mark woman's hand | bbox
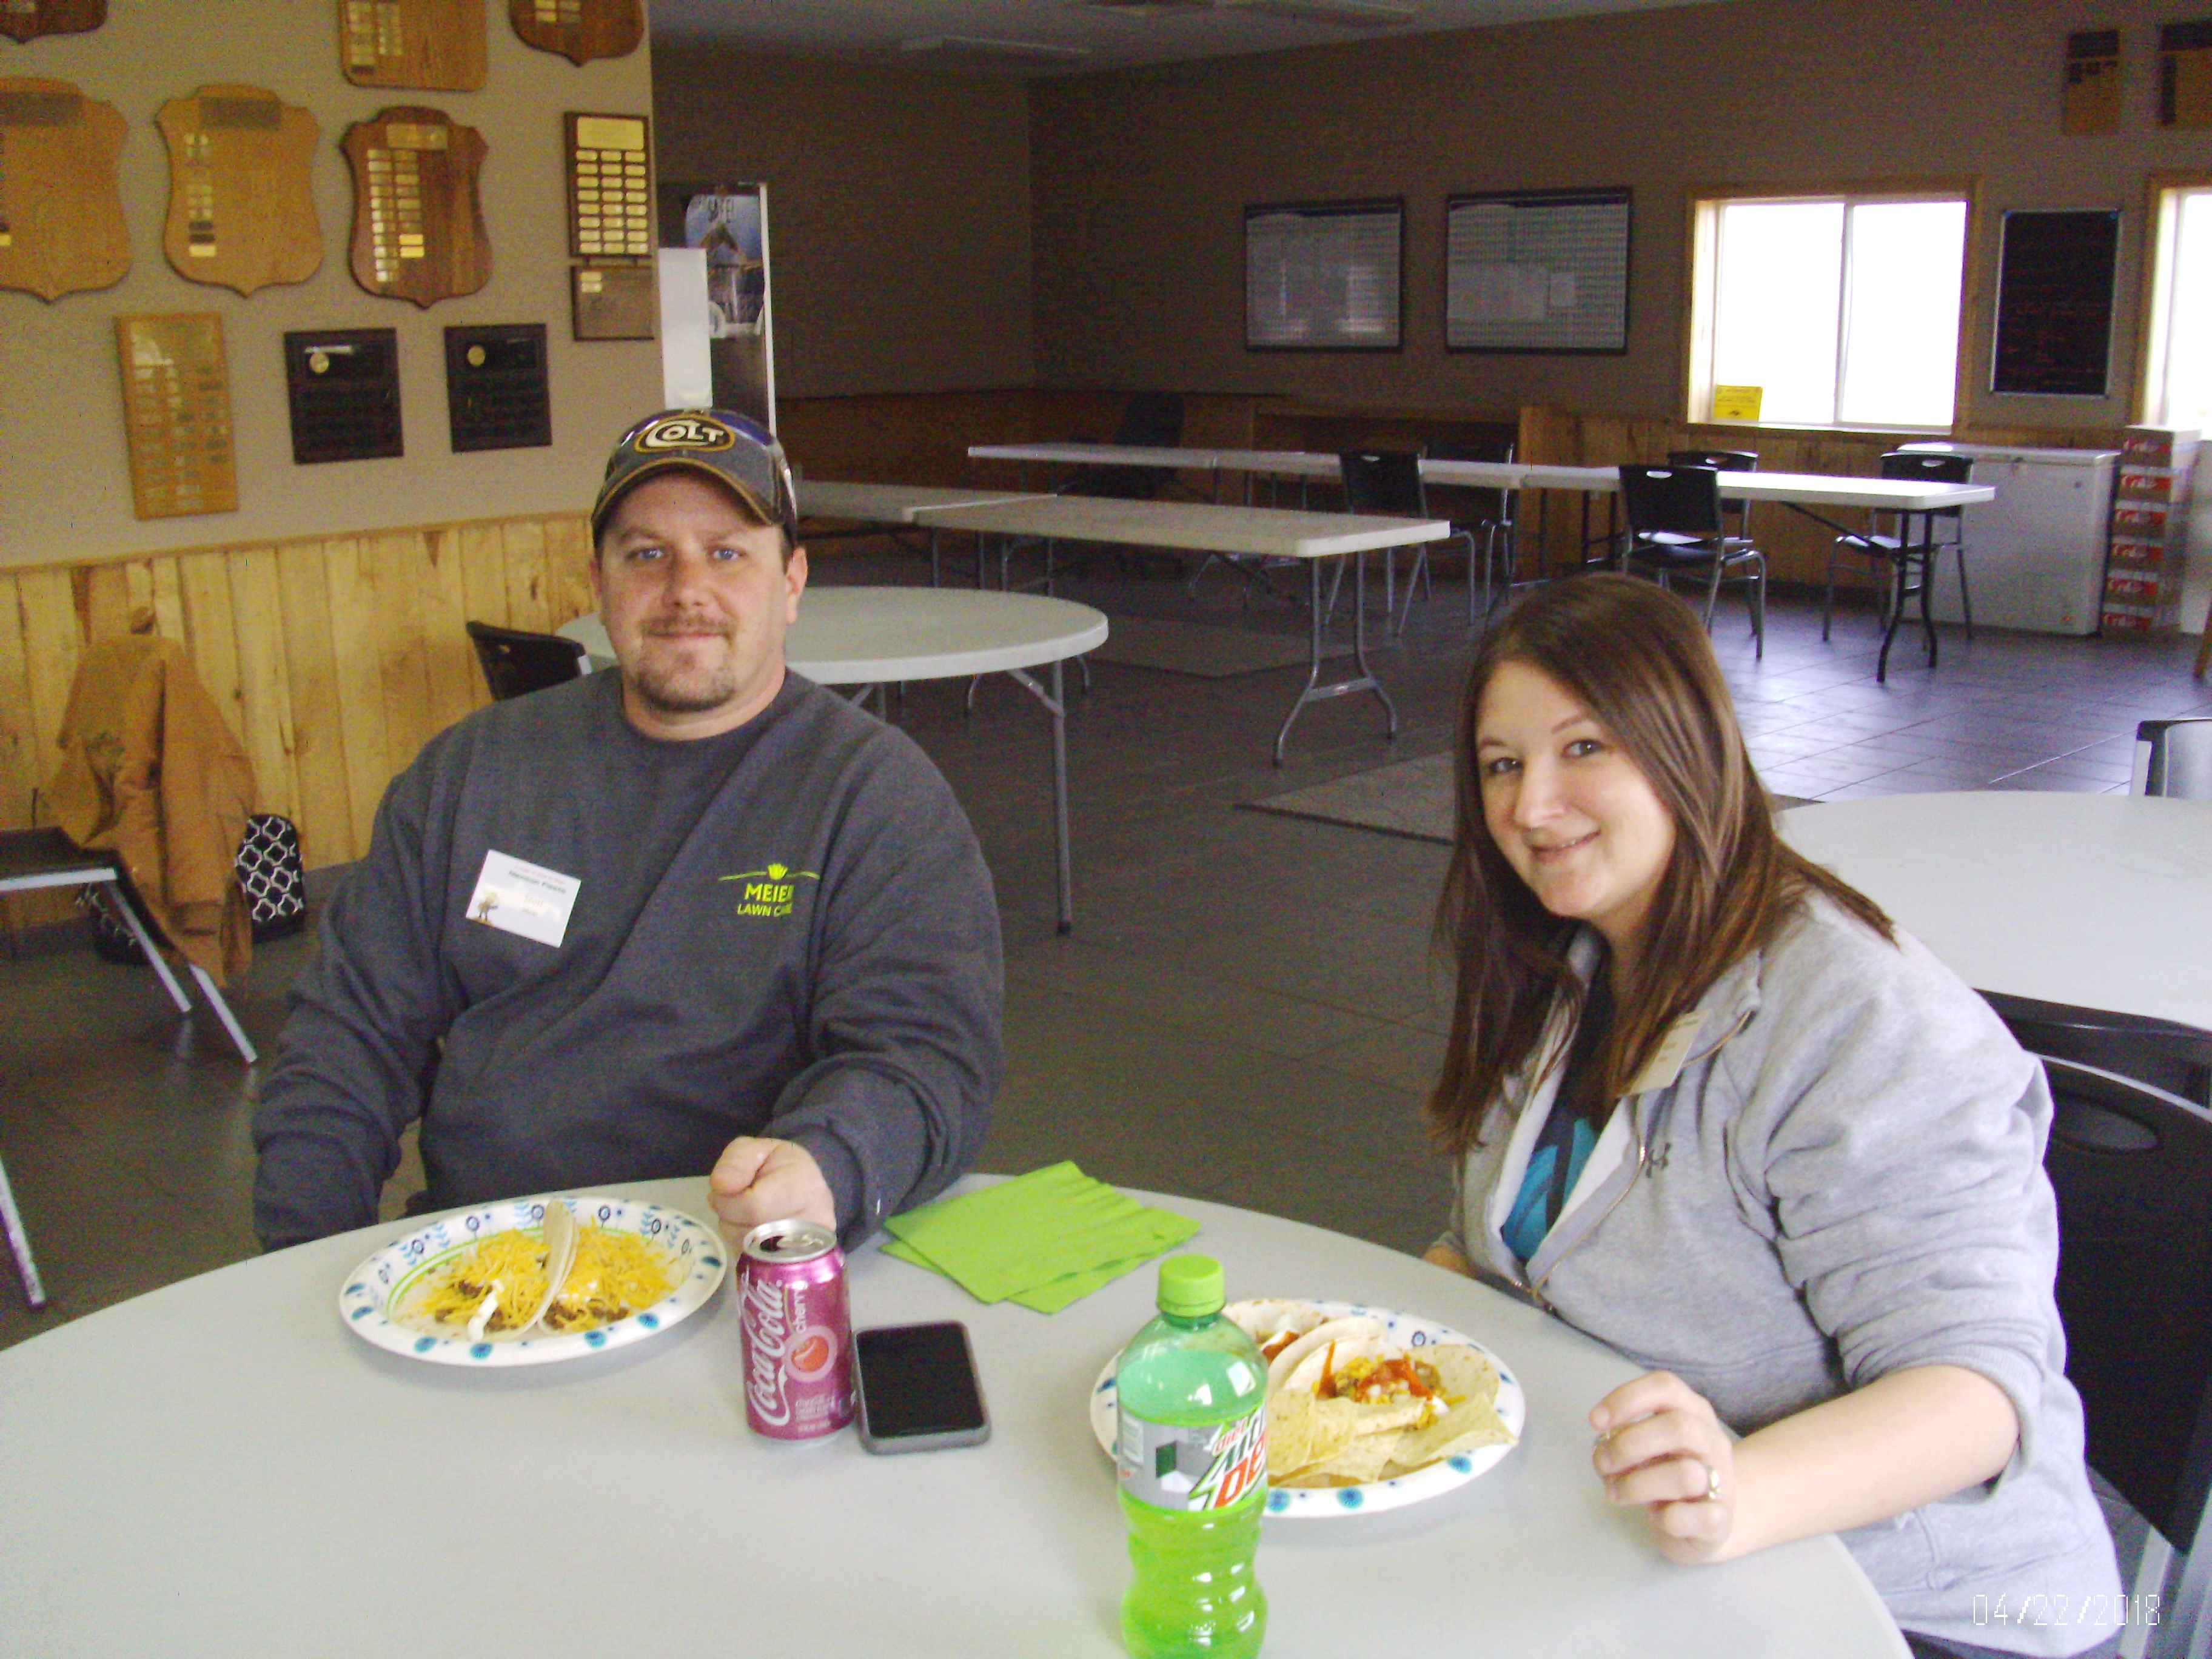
[1590,1370,1738,1564]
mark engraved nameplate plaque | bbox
[343,106,491,307]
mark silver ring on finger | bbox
[1701,1461,1722,1503]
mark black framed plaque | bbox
[444,322,550,452]
[284,327,403,463]
[1989,209,2120,397]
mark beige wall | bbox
[1028,0,2204,430]
[0,3,660,571]
[651,42,1034,400]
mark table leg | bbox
[1272,552,1399,766]
[0,1152,47,1310]
[107,877,192,1014]
[1004,661,1075,935]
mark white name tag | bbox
[464,850,580,949]
[1627,1009,1708,1095]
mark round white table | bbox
[1781,792,2212,1033]
[0,1179,1905,1657]
[560,588,1109,934]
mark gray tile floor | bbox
[4,557,2208,1351]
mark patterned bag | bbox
[81,813,308,961]
[235,813,307,942]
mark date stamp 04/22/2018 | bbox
[1974,1594,2159,1631]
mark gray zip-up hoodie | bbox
[1436,893,2121,1657]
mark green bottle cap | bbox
[1156,1254,1225,1318]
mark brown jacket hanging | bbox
[44,636,256,981]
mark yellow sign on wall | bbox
[1711,384,1765,422]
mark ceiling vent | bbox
[1219,0,1415,23]
[899,35,1094,67]
[1068,0,1414,24]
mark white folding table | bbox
[797,480,1053,587]
[1780,793,2212,1035]
[0,1175,1910,1658]
[561,588,1108,933]
[902,494,1450,763]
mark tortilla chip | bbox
[1381,1345,1515,1472]
[1266,1388,1364,1479]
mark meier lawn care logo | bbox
[719,862,819,919]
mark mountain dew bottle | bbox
[1114,1255,1269,1658]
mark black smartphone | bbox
[853,1321,991,1454]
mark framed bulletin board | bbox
[1445,187,1631,355]
[1244,198,1402,351]
[1989,209,2120,397]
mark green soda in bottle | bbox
[1114,1255,1269,1658]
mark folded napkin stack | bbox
[882,1162,1201,1313]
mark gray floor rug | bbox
[1090,613,1351,679]
[1250,752,1817,845]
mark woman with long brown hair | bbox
[1423,576,2118,1658]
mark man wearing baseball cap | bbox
[252,411,1003,1255]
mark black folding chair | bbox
[1425,439,1521,621]
[1338,451,1478,637]
[466,621,589,700]
[2039,1055,2212,1657]
[1666,447,1759,553]
[1617,464,1766,658]
[1825,451,1976,682]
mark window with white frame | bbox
[1686,192,1969,429]
[2142,182,2212,429]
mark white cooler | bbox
[1898,443,2118,635]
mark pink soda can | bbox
[738,1219,856,1441]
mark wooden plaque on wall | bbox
[571,263,654,339]
[0,0,104,44]
[2160,19,2212,127]
[2063,28,2121,134]
[116,313,238,520]
[509,0,642,65]
[0,77,130,302]
[158,86,323,296]
[566,112,651,260]
[342,107,492,308]
[340,0,488,92]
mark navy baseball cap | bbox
[591,409,800,545]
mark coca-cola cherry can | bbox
[737,1219,855,1441]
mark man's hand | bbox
[708,1136,837,1250]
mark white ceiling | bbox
[649,0,1714,74]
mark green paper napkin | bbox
[882,1162,1200,1312]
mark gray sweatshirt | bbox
[1437,894,2121,1657]
[252,669,1002,1252]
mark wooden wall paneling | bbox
[500,517,553,632]
[457,518,511,637]
[15,566,83,805]
[227,545,301,824]
[541,514,594,630]
[366,529,435,780]
[0,572,35,833]
[79,561,136,640]
[150,556,187,641]
[273,538,354,868]
[416,525,482,737]
[122,559,158,634]
[176,549,247,765]
[322,535,394,862]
